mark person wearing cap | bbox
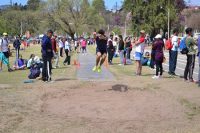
[168,28,179,76]
[133,30,146,76]
[92,29,108,73]
[0,33,13,72]
[51,35,59,68]
[41,30,54,82]
[152,34,165,79]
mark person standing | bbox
[51,35,59,68]
[118,35,125,65]
[133,30,146,76]
[169,28,179,76]
[41,30,54,82]
[81,38,87,54]
[152,34,165,79]
[13,35,21,60]
[107,35,114,65]
[58,37,64,57]
[184,28,197,82]
[92,29,108,73]
[0,33,13,72]
[197,35,200,87]
[63,38,71,65]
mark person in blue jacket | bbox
[41,30,54,82]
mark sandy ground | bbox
[1,73,200,133]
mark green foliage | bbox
[112,27,121,35]
[124,0,185,36]
[92,0,106,13]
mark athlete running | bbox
[92,29,108,73]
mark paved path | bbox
[76,52,115,81]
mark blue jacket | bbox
[41,35,53,58]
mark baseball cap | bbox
[155,34,162,39]
[140,30,145,34]
[3,33,8,36]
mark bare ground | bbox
[0,72,200,133]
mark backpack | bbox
[165,38,173,50]
[179,37,188,54]
[28,64,41,79]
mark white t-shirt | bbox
[171,35,178,51]
[135,43,145,53]
[58,40,64,48]
[0,38,9,52]
[64,41,70,50]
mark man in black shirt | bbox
[92,29,108,73]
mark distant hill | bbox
[0,5,10,10]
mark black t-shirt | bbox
[96,36,107,51]
[118,40,124,50]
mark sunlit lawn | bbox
[0,44,77,85]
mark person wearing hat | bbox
[0,33,13,72]
[41,30,54,82]
[152,34,165,79]
[133,30,146,76]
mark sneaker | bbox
[97,67,102,73]
[152,75,159,79]
[92,66,97,72]
[118,64,122,66]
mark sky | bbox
[0,0,200,10]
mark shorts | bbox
[96,48,107,55]
[3,51,9,58]
[135,52,142,61]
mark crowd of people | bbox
[0,27,200,87]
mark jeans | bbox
[42,56,52,81]
[119,50,124,64]
[155,60,163,76]
[126,48,132,59]
[59,48,63,57]
[184,54,195,80]
[169,50,178,73]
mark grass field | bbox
[0,44,77,85]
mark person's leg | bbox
[160,61,163,76]
[107,49,111,63]
[184,55,190,80]
[169,50,173,73]
[188,54,195,81]
[55,53,59,67]
[0,61,2,70]
[42,56,47,81]
[119,50,124,64]
[96,52,101,67]
[100,53,107,67]
[64,49,68,64]
[135,61,139,75]
[173,51,178,74]
[199,56,200,86]
[155,61,159,76]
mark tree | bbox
[92,0,106,13]
[123,0,186,36]
[46,0,106,39]
[27,0,40,10]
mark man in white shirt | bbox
[169,28,179,76]
[0,33,13,72]
[63,38,71,65]
[58,37,64,57]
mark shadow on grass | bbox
[54,78,76,82]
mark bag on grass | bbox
[28,64,41,79]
